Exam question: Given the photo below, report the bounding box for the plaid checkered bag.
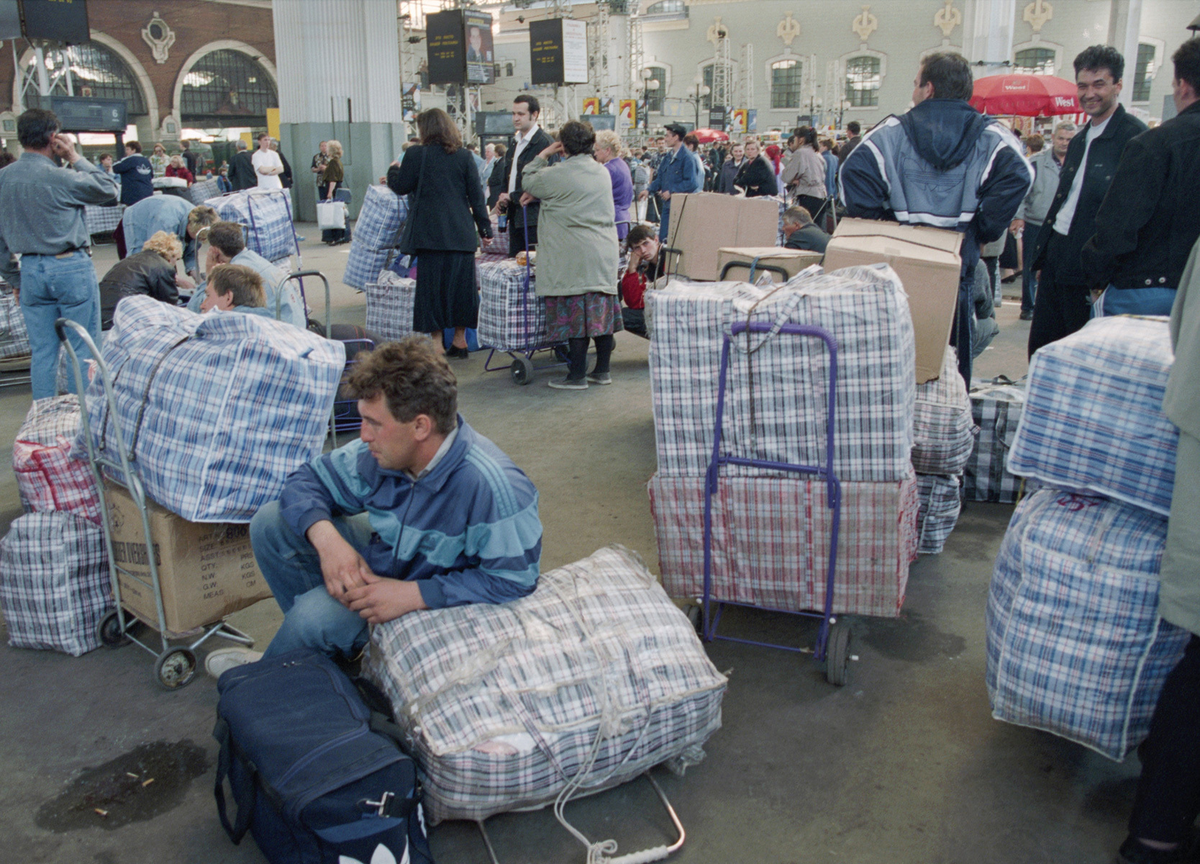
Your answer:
[963,383,1026,503]
[354,184,410,251]
[648,264,916,482]
[649,473,918,618]
[0,286,29,359]
[14,396,100,524]
[189,178,222,205]
[73,296,344,523]
[343,246,394,290]
[0,511,110,656]
[364,272,415,341]
[480,214,509,255]
[84,204,123,235]
[1009,317,1177,516]
[916,473,962,555]
[477,259,550,352]
[205,189,297,262]
[912,346,976,476]
[986,488,1188,761]
[362,545,727,825]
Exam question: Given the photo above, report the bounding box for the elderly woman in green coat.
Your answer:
[519,121,620,390]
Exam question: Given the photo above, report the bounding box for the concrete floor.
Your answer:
[0,232,1138,864]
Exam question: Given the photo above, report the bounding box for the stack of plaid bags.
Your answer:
[363,545,726,824]
[364,272,416,342]
[205,189,297,264]
[647,265,920,618]
[344,185,409,289]
[74,296,344,523]
[911,346,976,554]
[1,396,110,655]
[477,258,547,353]
[987,315,1185,760]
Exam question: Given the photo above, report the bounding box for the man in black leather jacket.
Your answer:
[1026,45,1146,358]
[1082,38,1200,318]
[496,95,552,256]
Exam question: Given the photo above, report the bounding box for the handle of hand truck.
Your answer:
[718,260,792,283]
[603,845,672,864]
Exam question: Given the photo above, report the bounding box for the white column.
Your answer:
[962,0,1017,76]
[1108,0,1144,108]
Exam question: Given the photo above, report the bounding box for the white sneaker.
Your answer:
[205,647,264,679]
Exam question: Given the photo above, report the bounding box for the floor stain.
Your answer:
[35,740,208,833]
[858,611,967,662]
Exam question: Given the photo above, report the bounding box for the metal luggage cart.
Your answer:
[481,210,568,385]
[56,319,254,690]
[695,260,851,686]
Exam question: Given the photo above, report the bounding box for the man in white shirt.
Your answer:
[497,95,551,256]
[1026,46,1146,357]
[251,133,284,190]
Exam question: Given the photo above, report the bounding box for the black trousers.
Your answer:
[1027,233,1092,358]
[1128,633,1200,844]
[508,219,538,256]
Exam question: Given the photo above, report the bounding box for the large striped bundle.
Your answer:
[986,488,1187,761]
[0,286,29,359]
[343,186,410,289]
[205,189,296,263]
[74,296,343,523]
[13,396,100,524]
[647,265,916,481]
[84,204,124,236]
[1009,316,1177,516]
[363,545,727,824]
[364,272,416,342]
[912,346,975,475]
[650,473,918,618]
[963,382,1026,503]
[0,511,110,656]
[188,178,222,205]
[916,473,961,555]
[477,259,549,352]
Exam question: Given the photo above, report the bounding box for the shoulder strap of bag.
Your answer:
[212,717,256,844]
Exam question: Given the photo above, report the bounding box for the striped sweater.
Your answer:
[280,416,541,608]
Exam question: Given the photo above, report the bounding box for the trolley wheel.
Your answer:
[824,623,851,687]
[685,604,703,634]
[510,356,533,385]
[97,609,130,648]
[154,647,197,690]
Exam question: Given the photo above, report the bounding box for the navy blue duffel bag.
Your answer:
[213,649,433,864]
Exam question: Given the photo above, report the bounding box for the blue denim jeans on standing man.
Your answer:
[18,250,101,399]
[249,500,376,659]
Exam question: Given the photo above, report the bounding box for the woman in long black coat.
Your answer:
[733,138,778,198]
[387,109,492,357]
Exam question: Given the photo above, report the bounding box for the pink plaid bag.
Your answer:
[13,397,101,524]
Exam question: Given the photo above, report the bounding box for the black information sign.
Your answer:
[21,0,90,44]
[529,19,562,86]
[29,95,126,132]
[0,1,21,41]
[475,111,511,137]
[426,10,466,86]
[707,108,727,130]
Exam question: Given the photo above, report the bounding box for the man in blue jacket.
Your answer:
[840,51,1032,383]
[205,338,542,676]
[640,122,702,241]
[111,141,154,206]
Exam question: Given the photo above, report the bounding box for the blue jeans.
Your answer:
[1021,223,1040,312]
[250,501,375,659]
[1093,284,1177,318]
[19,251,101,399]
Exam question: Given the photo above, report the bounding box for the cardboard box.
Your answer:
[823,218,963,384]
[716,247,824,283]
[102,479,272,634]
[663,193,780,281]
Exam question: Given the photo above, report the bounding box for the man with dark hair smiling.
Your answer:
[1025,45,1146,356]
[498,94,551,256]
[840,51,1032,383]
[0,108,118,398]
[205,336,542,677]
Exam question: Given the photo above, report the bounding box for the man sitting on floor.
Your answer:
[199,263,273,318]
[205,337,543,676]
[619,224,669,339]
[781,206,831,254]
[187,221,305,328]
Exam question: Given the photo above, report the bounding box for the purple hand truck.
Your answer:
[698,308,850,686]
[481,206,568,385]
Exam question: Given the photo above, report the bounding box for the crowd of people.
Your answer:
[4,35,1200,864]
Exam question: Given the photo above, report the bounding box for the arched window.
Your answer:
[181,49,277,124]
[1014,47,1055,76]
[34,42,147,114]
[845,56,881,107]
[644,65,667,112]
[644,0,686,16]
[771,59,802,110]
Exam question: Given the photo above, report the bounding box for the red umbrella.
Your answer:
[970,74,1079,117]
[691,127,730,144]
